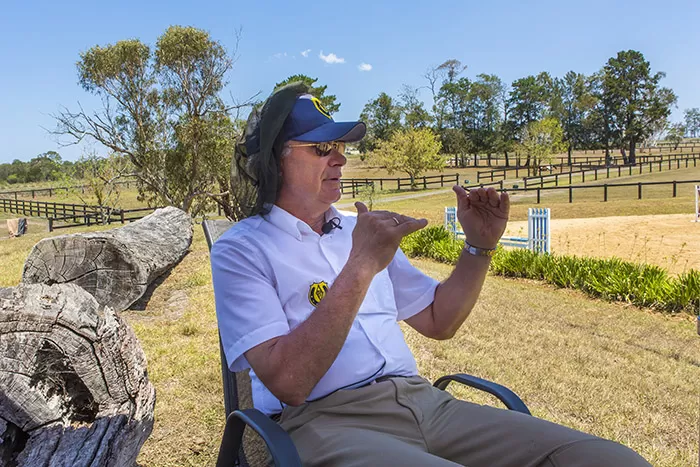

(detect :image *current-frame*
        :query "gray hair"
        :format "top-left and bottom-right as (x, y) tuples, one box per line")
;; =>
(231, 82), (310, 218)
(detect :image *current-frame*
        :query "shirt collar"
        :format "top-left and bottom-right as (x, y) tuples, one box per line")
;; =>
(264, 204), (343, 241)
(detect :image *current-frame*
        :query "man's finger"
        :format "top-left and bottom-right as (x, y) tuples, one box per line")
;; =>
(469, 188), (484, 204)
(452, 184), (468, 198)
(397, 218), (428, 237)
(487, 188), (500, 207)
(355, 201), (369, 215)
(500, 192), (511, 215)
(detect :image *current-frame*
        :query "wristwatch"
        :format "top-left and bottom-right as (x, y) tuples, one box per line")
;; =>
(464, 241), (497, 257)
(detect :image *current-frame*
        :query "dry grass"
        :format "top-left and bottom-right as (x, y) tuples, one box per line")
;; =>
(1, 224), (697, 466)
(408, 259), (699, 467)
(504, 214), (700, 275)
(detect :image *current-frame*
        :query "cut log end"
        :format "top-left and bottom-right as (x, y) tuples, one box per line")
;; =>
(0, 283), (156, 467)
(22, 206), (192, 311)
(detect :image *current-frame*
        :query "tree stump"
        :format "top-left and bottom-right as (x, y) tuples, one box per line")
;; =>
(0, 283), (155, 466)
(22, 206), (192, 312)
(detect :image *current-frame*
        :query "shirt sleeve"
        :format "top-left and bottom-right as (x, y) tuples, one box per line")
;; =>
(387, 248), (440, 321)
(211, 236), (290, 372)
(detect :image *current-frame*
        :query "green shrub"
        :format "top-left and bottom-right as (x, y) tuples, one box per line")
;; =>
(405, 228), (698, 314)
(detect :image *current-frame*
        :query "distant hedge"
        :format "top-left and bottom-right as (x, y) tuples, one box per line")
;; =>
(400, 226), (700, 314)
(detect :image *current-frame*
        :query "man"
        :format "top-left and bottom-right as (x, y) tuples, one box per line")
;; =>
(211, 83), (650, 466)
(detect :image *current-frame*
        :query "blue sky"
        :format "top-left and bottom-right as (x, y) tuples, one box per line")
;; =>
(1, 0), (699, 163)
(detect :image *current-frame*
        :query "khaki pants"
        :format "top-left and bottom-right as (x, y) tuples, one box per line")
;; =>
(279, 376), (650, 467)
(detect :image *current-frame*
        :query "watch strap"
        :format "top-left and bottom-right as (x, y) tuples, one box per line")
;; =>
(464, 241), (497, 257)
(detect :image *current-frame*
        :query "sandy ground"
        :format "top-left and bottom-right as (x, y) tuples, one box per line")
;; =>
(504, 213), (700, 274)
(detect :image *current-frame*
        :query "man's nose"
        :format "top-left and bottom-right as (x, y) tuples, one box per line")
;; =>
(329, 150), (346, 166)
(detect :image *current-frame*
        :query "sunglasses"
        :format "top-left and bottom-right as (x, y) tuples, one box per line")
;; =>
(286, 141), (346, 157)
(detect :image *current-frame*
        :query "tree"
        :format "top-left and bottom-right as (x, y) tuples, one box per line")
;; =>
(550, 71), (595, 165)
(73, 153), (133, 221)
(440, 128), (470, 168)
(684, 108), (700, 138)
(520, 117), (566, 175)
(588, 72), (620, 163)
(425, 59), (467, 136)
(600, 50), (677, 164)
(274, 74), (340, 114)
(665, 123), (686, 150)
(359, 92), (402, 152)
(54, 26), (247, 217)
(467, 74), (504, 166)
(369, 128), (444, 188)
(509, 73), (552, 131)
(508, 72), (553, 168)
(398, 85), (432, 130)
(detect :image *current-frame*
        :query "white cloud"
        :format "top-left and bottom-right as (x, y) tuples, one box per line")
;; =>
(358, 63), (372, 72)
(271, 52), (288, 59)
(319, 50), (345, 64)
(301, 49), (311, 58)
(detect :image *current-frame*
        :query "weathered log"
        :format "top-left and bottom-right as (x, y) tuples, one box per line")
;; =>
(22, 206), (192, 312)
(0, 283), (155, 467)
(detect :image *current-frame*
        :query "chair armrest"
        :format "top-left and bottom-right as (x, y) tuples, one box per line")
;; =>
(434, 373), (531, 416)
(216, 408), (302, 467)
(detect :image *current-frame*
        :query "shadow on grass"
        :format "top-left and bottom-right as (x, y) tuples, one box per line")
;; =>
(128, 251), (190, 311)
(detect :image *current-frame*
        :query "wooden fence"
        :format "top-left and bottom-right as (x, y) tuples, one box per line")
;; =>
(0, 180), (135, 200)
(340, 174), (461, 197)
(507, 179), (700, 204)
(0, 197), (161, 231)
(523, 154), (700, 188)
(477, 153), (700, 183)
(47, 207), (160, 232)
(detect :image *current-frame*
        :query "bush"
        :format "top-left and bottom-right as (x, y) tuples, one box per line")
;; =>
(404, 227), (699, 314)
(401, 226), (461, 264)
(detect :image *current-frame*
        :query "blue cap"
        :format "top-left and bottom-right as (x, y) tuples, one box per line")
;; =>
(279, 94), (366, 143)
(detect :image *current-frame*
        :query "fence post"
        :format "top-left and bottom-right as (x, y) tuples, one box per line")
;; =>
(604, 184), (608, 202)
(380, 180), (383, 190)
(32, 190), (35, 199)
(397, 177), (400, 190)
(569, 186), (573, 203)
(48, 218), (53, 232)
(456, 174), (460, 186)
(441, 174), (444, 187)
(568, 172), (572, 185)
(423, 176), (427, 190)
(537, 188), (541, 204)
(673, 181), (677, 198)
(638, 183), (642, 200)
(582, 171), (585, 183)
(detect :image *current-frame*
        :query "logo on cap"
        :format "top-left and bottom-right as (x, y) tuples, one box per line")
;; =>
(311, 97), (332, 119)
(308, 281), (328, 307)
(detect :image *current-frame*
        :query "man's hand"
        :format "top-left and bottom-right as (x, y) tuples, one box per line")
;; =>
(349, 202), (428, 275)
(453, 185), (510, 249)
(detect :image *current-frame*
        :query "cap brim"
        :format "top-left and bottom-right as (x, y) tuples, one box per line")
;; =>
(292, 121), (366, 143)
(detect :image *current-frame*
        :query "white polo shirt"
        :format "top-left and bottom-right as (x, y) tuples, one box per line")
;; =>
(210, 204), (439, 415)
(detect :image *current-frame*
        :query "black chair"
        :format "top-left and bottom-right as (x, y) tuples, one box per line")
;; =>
(203, 220), (531, 467)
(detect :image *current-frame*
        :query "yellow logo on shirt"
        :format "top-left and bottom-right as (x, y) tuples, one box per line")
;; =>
(308, 281), (328, 307)
(311, 97), (332, 119)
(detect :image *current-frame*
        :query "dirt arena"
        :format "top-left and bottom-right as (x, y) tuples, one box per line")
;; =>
(503, 214), (699, 275)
